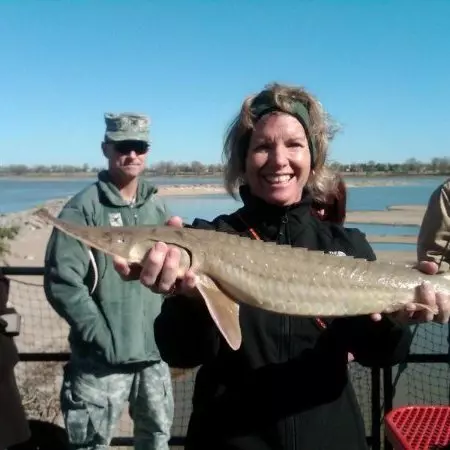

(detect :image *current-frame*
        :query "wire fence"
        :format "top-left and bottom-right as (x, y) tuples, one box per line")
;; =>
(2, 266), (449, 449)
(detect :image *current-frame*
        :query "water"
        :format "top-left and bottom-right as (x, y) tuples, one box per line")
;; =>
(0, 176), (222, 215)
(1, 175), (445, 215)
(164, 176), (447, 253)
(1, 175), (447, 252)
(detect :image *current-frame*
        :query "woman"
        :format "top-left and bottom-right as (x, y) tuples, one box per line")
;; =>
(114, 82), (449, 450)
(311, 169), (347, 225)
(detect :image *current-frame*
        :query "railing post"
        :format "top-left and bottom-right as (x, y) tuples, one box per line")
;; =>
(383, 367), (394, 450)
(3, 266), (450, 448)
(371, 366), (381, 450)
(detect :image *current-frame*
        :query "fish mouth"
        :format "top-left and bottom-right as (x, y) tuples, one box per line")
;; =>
(262, 174), (294, 185)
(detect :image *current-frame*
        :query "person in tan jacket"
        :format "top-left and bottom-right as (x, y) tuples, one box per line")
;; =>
(417, 178), (450, 273)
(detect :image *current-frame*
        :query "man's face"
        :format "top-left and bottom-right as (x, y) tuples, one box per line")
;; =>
(102, 140), (149, 180)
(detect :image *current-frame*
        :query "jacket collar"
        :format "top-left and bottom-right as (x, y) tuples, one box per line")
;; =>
(97, 170), (157, 207)
(237, 185), (315, 241)
(239, 184), (314, 220)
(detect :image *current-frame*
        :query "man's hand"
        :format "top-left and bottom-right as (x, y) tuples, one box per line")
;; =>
(416, 260), (439, 275)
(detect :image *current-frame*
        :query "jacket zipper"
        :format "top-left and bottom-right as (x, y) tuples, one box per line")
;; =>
(277, 213), (290, 361)
(277, 213), (296, 450)
(278, 214), (290, 360)
(241, 209), (327, 449)
(241, 211), (308, 449)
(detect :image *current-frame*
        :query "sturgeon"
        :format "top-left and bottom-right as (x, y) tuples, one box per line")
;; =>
(35, 208), (447, 352)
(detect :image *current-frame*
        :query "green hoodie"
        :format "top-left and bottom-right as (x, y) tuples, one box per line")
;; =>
(43, 170), (171, 366)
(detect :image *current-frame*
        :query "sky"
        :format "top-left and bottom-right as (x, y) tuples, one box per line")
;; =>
(0, 0), (449, 167)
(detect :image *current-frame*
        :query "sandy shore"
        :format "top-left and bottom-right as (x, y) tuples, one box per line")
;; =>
(0, 189), (429, 270)
(0, 194), (428, 269)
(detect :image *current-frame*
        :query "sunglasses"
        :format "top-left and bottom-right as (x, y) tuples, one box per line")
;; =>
(111, 140), (149, 155)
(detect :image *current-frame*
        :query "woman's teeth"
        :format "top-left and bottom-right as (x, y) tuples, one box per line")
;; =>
(263, 175), (293, 184)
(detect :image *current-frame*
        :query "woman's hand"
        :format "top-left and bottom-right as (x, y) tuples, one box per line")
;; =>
(112, 216), (198, 298)
(370, 260), (450, 324)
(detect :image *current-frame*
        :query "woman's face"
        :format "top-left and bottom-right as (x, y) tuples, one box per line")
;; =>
(245, 112), (311, 206)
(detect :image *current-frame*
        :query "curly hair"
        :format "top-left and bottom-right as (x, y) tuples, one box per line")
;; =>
(311, 170), (347, 225)
(222, 82), (340, 200)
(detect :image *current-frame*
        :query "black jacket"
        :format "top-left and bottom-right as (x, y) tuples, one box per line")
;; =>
(155, 188), (412, 450)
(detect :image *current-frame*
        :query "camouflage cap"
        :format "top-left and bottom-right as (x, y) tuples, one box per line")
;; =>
(104, 112), (150, 142)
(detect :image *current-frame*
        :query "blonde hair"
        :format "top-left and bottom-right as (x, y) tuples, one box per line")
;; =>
(222, 82), (340, 200)
(313, 165), (344, 203)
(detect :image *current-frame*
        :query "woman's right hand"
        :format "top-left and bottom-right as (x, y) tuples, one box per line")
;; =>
(113, 215), (198, 298)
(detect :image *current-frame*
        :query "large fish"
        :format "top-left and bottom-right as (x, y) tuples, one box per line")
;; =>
(35, 208), (445, 352)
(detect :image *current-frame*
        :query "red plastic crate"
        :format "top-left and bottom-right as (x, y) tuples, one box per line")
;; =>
(385, 406), (450, 450)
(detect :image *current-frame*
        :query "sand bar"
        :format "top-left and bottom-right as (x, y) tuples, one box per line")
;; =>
(0, 194), (428, 269)
(346, 206), (427, 227)
(365, 234), (417, 245)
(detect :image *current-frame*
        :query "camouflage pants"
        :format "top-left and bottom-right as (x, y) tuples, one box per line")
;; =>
(60, 357), (174, 450)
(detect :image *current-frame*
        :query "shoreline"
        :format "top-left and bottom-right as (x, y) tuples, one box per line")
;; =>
(0, 180), (432, 218)
(0, 193), (428, 270)
(1, 174), (446, 189)
(1, 171), (448, 181)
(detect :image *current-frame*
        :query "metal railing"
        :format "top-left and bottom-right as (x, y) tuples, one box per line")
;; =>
(1, 266), (185, 448)
(2, 266), (448, 449)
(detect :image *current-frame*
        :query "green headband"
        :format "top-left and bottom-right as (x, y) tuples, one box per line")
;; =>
(250, 91), (317, 166)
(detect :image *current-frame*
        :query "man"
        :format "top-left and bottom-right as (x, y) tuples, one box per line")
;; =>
(43, 113), (174, 450)
(417, 178), (450, 274)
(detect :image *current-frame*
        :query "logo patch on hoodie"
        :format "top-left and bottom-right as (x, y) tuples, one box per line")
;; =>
(327, 250), (347, 257)
(108, 212), (123, 227)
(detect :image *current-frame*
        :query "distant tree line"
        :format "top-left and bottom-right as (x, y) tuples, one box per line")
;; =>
(1, 157), (450, 176)
(0, 161), (224, 176)
(328, 157), (450, 175)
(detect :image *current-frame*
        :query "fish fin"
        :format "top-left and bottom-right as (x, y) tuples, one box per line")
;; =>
(383, 301), (439, 315)
(196, 274), (242, 351)
(416, 303), (439, 315)
(406, 302), (439, 315)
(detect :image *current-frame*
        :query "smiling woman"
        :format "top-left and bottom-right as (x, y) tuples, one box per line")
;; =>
(114, 82), (450, 450)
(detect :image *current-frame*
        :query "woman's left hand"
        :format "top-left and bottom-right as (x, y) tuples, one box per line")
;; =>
(370, 261), (450, 324)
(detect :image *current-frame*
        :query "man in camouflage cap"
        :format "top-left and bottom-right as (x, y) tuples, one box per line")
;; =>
(44, 112), (174, 449)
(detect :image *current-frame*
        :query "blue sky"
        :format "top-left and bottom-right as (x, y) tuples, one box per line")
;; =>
(1, 0), (449, 167)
